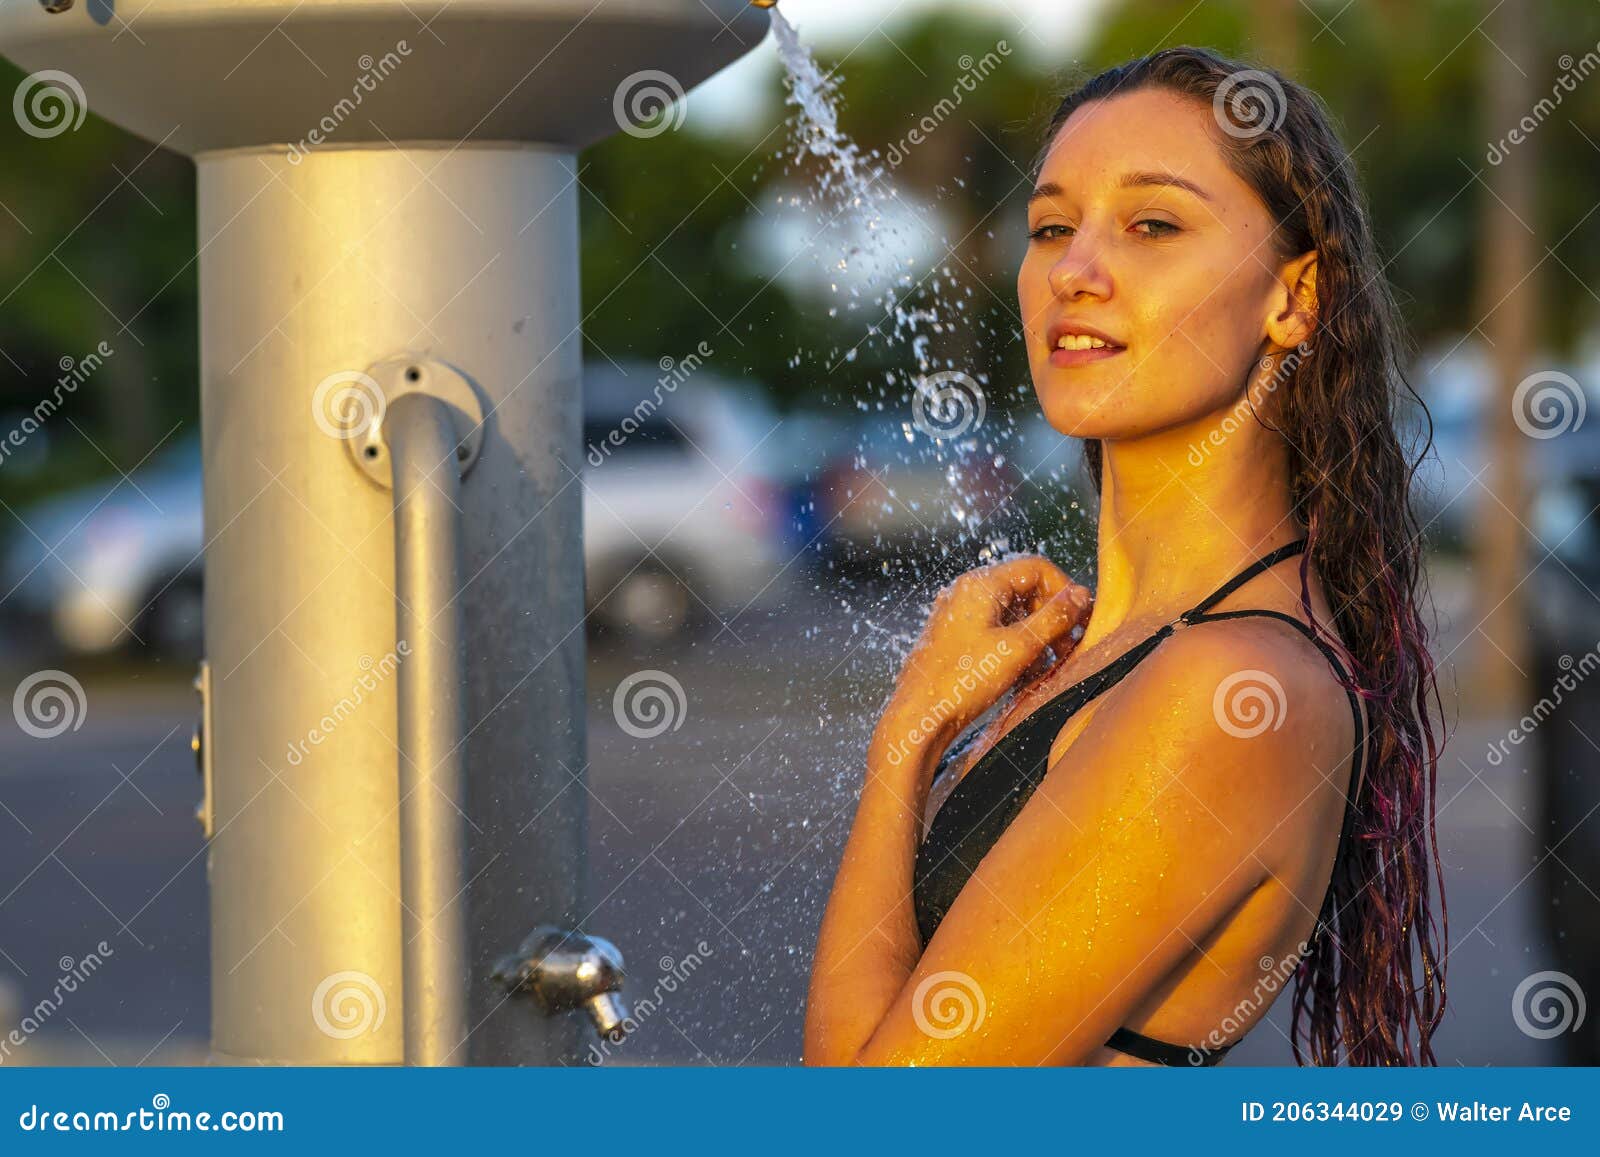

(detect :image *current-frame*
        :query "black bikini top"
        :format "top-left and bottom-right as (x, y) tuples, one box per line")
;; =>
(910, 537), (1366, 1066)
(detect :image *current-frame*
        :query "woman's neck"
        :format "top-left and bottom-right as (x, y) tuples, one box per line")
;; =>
(1077, 420), (1302, 651)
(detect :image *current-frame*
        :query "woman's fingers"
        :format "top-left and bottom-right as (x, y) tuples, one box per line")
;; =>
(1008, 585), (1091, 647)
(951, 555), (1075, 614)
(995, 555), (1072, 594)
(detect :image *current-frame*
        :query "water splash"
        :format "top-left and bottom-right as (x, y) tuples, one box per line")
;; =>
(769, 10), (952, 365)
(765, 11), (1089, 642)
(768, 14), (885, 235)
(595, 16), (1095, 1063)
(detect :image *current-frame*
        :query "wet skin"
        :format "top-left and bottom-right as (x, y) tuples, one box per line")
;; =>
(804, 88), (1361, 1066)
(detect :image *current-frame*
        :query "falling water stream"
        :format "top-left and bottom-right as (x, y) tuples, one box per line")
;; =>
(595, 11), (1093, 1064)
(769, 8), (972, 413)
(764, 7), (1088, 763)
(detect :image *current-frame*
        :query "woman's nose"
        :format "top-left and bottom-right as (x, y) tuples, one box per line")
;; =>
(1049, 241), (1112, 300)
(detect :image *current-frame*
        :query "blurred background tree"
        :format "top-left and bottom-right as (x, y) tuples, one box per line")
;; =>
(8, 0), (1600, 443)
(0, 100), (195, 508)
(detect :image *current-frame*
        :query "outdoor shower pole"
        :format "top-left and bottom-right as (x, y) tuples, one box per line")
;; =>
(198, 146), (587, 1064)
(0, 0), (772, 1066)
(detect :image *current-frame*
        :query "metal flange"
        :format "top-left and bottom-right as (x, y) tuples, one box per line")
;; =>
(344, 356), (486, 488)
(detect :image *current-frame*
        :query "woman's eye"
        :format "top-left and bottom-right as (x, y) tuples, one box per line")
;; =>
(1029, 220), (1177, 241)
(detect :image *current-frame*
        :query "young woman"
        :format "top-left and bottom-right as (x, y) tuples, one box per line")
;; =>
(803, 46), (1448, 1066)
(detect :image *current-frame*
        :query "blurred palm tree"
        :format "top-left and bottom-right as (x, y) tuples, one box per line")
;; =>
(1471, 0), (1539, 710)
(0, 60), (197, 510)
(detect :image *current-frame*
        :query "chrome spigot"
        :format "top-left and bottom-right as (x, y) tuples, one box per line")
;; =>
(492, 926), (629, 1042)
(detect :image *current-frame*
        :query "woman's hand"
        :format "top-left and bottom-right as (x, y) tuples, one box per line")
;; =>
(882, 556), (1091, 756)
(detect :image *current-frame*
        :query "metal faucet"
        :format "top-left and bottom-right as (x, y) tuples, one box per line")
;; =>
(492, 926), (630, 1043)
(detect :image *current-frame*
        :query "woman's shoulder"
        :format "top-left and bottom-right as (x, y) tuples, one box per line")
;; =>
(1071, 611), (1358, 824)
(1137, 610), (1355, 739)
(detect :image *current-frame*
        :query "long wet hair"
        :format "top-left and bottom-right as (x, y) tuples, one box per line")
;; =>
(1033, 46), (1448, 1065)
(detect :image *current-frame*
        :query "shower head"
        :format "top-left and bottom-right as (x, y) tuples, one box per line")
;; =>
(0, 0), (772, 155)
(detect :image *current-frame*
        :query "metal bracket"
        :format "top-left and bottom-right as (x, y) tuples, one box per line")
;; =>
(345, 356), (486, 489)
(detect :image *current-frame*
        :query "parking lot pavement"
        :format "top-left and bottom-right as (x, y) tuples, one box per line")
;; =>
(0, 568), (1580, 1065)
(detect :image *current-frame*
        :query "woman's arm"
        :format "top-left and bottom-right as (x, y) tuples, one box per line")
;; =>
(803, 555), (1090, 1065)
(802, 698), (956, 1065)
(807, 618), (1354, 1066)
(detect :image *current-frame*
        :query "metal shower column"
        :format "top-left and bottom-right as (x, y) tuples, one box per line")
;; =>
(0, 0), (769, 1064)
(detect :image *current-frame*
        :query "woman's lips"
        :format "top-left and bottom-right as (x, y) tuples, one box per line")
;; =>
(1048, 343), (1126, 368)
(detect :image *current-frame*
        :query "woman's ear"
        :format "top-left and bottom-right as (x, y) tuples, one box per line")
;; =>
(1265, 249), (1318, 352)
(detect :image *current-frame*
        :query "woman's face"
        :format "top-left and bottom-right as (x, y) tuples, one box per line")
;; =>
(1017, 87), (1310, 441)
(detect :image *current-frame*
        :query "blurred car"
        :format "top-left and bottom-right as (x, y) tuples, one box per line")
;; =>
(581, 361), (792, 639)
(786, 408), (1024, 568)
(0, 364), (794, 658)
(0, 434), (204, 659)
(1405, 337), (1600, 545)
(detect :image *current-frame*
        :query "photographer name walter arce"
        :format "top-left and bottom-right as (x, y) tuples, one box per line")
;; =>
(1435, 1101), (1572, 1123)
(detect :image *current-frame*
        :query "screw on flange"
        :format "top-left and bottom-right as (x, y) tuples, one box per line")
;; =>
(39, 1), (75, 14)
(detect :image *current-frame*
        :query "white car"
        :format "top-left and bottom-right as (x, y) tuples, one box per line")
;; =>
(0, 366), (794, 657)
(0, 435), (205, 658)
(581, 362), (793, 640)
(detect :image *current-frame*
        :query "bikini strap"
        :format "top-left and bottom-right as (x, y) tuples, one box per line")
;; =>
(1105, 1026), (1233, 1067)
(1177, 537), (1308, 625)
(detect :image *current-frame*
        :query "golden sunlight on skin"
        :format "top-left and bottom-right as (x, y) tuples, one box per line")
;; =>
(803, 86), (1349, 1069)
(1016, 87), (1310, 443)
(1016, 87), (1319, 646)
